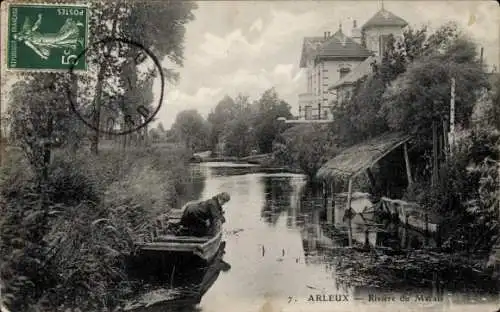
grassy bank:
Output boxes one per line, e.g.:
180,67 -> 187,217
0,144 -> 191,311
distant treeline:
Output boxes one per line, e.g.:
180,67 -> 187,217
156,87 -> 293,157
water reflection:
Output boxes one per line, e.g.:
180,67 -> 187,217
261,177 -> 293,226
128,162 -> 499,311
124,244 -> 230,311
173,164 -> 207,209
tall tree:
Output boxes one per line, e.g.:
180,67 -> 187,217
252,88 -> 293,154
331,25 -> 431,147
157,122 -> 166,134
274,124 -> 338,179
7,74 -> 86,182
382,37 -> 488,140
207,95 -> 238,154
80,1 -> 197,154
171,109 -> 210,151
222,95 -> 256,157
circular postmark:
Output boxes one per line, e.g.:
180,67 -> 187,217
66,37 -> 165,136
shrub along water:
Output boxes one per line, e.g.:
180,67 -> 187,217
0,144 -> 191,311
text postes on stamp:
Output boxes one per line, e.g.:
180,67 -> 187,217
7,3 -> 89,71
67,38 -> 165,136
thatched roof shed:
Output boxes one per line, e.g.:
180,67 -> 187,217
316,132 -> 412,181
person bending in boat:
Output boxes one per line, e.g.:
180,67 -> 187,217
179,192 -> 231,237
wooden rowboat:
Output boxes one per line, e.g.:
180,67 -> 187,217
128,205 -> 224,280
135,223 -> 223,263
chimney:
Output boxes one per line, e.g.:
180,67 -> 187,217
351,19 -> 361,44
324,31 -> 328,39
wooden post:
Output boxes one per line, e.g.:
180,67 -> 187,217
331,181 -> 336,224
432,120 -> 439,186
449,78 -> 456,156
429,119 -> 439,246
346,178 -> 353,247
326,181 -> 333,225
366,168 -> 376,189
403,214 -> 409,249
438,117 -> 443,165
403,143 -> 413,186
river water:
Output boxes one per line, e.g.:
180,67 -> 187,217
139,162 -> 499,312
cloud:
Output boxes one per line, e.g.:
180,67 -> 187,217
151,1 -> 499,129
193,29 -> 264,67
249,18 -> 263,33
154,86 -> 222,127
192,9 -> 324,68
273,64 -> 294,78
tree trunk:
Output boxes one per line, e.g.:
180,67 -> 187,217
429,119 -> 439,246
92,5 -> 121,155
432,120 -> 439,186
90,66 -> 105,155
42,114 -> 54,182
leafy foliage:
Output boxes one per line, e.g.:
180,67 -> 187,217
201,89 -> 293,157
273,124 -> 338,179
382,40 -> 487,139
221,95 -> 257,157
80,0 -> 197,154
0,146 -> 191,311
171,109 -> 211,152
1,2 -> 198,310
7,74 -> 86,182
252,88 -> 293,154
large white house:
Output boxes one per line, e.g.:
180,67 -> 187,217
297,8 -> 407,120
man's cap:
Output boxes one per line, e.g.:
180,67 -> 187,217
216,192 -> 230,202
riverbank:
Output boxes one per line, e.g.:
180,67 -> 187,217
191,153 -> 272,164
320,224 -> 499,295
0,145 -> 192,312
190,152 -> 304,174
329,246 -> 499,295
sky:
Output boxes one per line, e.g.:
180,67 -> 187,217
0,1 -> 498,131
151,0 -> 500,129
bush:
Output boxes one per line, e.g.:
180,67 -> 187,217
403,127 -> 500,253
273,124 -> 338,179
0,145 -> 191,311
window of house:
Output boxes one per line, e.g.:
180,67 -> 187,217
339,67 -> 351,79
318,71 -> 321,92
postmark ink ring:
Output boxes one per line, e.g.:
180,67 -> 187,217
66,37 -> 165,136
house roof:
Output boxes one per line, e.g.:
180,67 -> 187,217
299,36 -> 325,68
362,8 -> 408,30
316,132 -> 412,181
330,55 -> 380,90
315,29 -> 372,60
299,29 -> 373,67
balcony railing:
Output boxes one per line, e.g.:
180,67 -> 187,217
298,92 -> 314,104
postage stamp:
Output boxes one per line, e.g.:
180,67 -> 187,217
6,3 -> 88,71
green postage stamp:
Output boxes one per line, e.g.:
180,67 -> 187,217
6,3 -> 89,71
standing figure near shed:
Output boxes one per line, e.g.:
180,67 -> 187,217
180,192 -> 231,237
